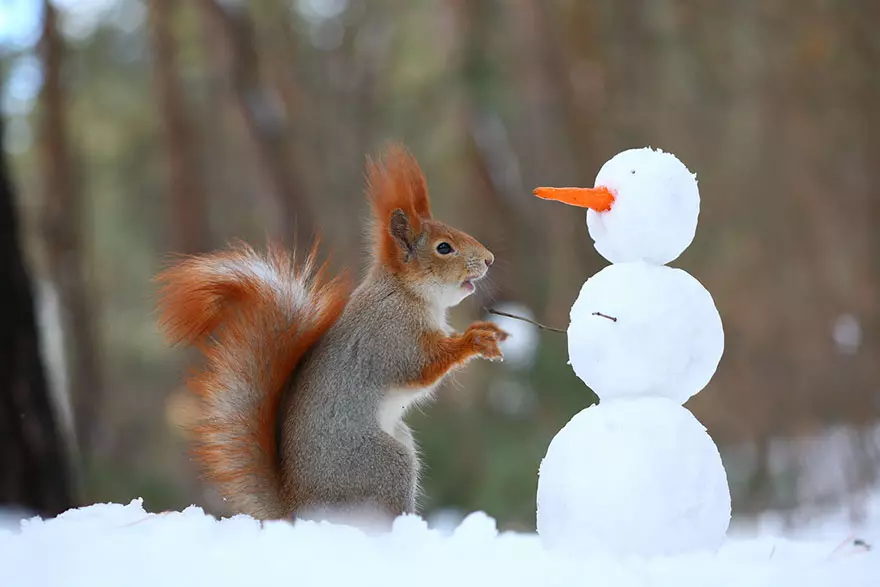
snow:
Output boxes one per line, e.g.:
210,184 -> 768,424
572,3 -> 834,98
587,147 -> 699,265
739,485 -> 880,545
567,262 -> 724,404
1,498 -> 878,587
536,397 -> 731,557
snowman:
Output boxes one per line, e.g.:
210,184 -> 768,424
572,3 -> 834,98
532,148 -> 730,558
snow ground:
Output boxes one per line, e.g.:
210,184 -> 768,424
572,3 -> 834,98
1,499 -> 877,587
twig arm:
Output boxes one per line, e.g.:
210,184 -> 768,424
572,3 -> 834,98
485,308 -> 567,334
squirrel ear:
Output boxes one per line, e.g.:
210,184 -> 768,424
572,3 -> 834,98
389,209 -> 414,262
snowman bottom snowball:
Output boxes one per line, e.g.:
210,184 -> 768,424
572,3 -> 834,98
536,397 -> 731,558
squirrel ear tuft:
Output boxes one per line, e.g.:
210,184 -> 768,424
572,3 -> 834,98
366,142 -> 431,226
389,209 -> 414,262
366,142 -> 430,271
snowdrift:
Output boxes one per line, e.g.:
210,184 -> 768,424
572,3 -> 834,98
1,499 -> 877,587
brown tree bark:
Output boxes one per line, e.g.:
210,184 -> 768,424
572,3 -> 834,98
251,0 -> 369,263
448,0 -> 529,304
853,0 -> 880,422
148,0 -> 210,254
506,0 -> 601,327
197,0 -> 314,248
0,116 -> 74,517
38,0 -> 104,462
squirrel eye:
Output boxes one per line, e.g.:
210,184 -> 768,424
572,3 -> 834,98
436,242 -> 453,255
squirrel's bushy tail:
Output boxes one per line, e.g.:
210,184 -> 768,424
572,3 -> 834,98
156,241 -> 349,520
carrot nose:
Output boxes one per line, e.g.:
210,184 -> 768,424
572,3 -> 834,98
532,186 -> 616,212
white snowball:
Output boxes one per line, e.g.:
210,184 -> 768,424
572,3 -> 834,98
537,397 -> 731,558
587,147 -> 699,265
568,262 -> 723,404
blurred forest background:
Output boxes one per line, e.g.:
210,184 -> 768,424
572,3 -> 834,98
0,0 -> 878,532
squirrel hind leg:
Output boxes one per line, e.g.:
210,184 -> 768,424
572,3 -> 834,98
349,432 -> 417,518
295,432 -> 416,528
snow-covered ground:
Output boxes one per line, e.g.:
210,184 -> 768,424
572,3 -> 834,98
1,498 -> 876,587
732,487 -> 880,545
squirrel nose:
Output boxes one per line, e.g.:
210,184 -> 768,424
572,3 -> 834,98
485,255 -> 494,267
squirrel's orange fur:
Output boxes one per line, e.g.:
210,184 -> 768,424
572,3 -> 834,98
415,321 -> 507,388
365,145 -> 432,273
156,242 -> 350,515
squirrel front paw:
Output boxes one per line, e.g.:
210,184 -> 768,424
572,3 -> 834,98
464,321 -> 509,362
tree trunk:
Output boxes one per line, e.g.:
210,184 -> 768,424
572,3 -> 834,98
507,0 -> 599,326
853,0 -> 880,423
197,0 -> 315,249
148,0 -> 211,254
39,0 -> 104,463
0,116 -> 74,517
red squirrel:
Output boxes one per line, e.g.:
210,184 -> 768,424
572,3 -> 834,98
156,143 -> 508,524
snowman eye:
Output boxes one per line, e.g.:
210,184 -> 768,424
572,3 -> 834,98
436,242 -> 454,255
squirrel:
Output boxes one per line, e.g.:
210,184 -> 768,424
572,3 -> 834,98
155,143 -> 508,526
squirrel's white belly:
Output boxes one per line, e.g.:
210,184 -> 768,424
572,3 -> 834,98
377,386 -> 436,439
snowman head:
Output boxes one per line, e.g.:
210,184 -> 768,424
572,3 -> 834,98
534,147 -> 699,266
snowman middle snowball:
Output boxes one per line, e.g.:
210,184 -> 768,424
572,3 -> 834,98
567,261 -> 723,405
